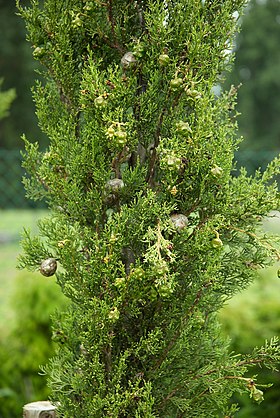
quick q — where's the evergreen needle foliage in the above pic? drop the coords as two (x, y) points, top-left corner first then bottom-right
(17, 0), (280, 416)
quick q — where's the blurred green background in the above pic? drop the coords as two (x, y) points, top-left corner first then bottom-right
(0, 210), (69, 418)
(0, 0), (280, 416)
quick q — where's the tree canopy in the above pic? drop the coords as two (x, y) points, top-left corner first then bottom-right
(227, 0), (280, 152)
(18, 0), (280, 416)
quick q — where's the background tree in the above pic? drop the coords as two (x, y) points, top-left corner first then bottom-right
(226, 0), (280, 154)
(0, 0), (46, 149)
(17, 0), (280, 417)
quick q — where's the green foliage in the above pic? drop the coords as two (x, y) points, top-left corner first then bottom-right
(17, 0), (280, 416)
(0, 79), (16, 120)
(0, 271), (69, 418)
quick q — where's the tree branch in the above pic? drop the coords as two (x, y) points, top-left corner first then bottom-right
(106, 0), (123, 52)
(152, 280), (213, 373)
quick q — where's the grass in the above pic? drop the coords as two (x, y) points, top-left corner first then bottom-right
(0, 209), (48, 334)
(0, 209), (47, 237)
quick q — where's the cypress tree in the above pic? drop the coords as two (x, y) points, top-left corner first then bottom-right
(17, 0), (280, 416)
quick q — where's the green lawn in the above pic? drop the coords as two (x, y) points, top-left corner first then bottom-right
(0, 209), (48, 334)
